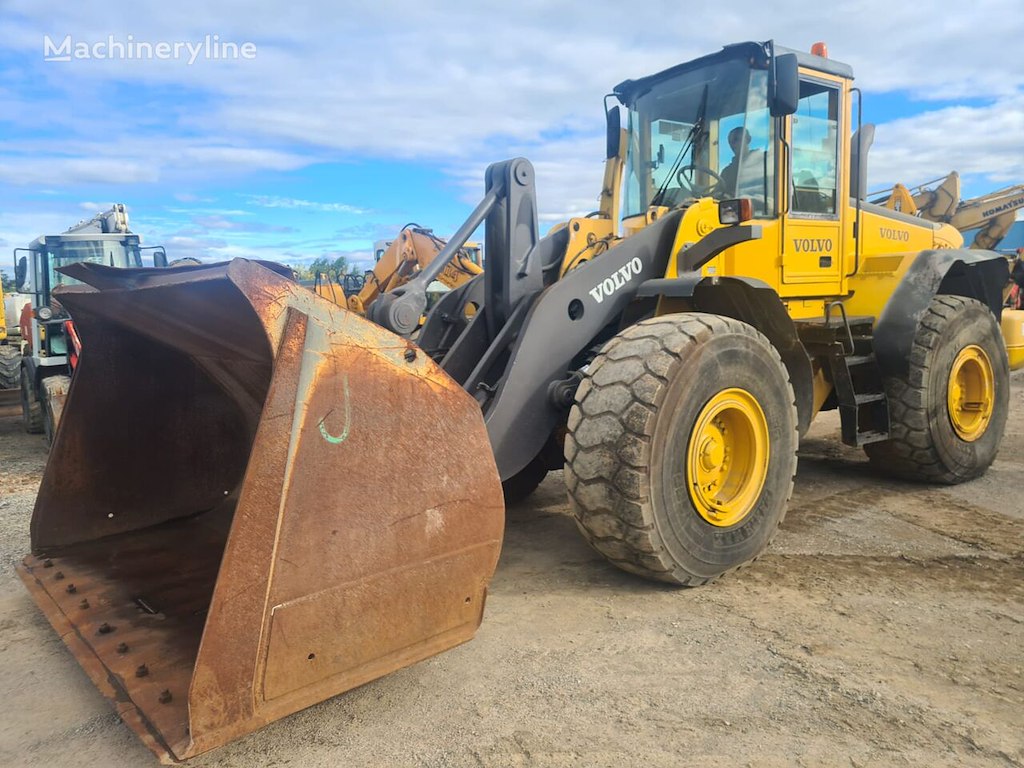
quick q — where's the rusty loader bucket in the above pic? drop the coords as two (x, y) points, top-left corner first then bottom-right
(16, 260), (504, 763)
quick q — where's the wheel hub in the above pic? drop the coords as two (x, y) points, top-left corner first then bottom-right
(687, 388), (769, 527)
(698, 432), (726, 472)
(947, 345), (994, 442)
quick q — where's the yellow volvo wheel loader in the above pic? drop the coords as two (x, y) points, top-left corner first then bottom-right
(18, 41), (1016, 762)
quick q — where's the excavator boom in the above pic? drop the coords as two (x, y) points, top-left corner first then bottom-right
(876, 172), (1024, 250)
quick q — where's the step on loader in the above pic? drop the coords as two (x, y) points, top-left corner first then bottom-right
(18, 40), (1019, 762)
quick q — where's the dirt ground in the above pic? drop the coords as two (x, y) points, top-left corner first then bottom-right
(0, 375), (1022, 768)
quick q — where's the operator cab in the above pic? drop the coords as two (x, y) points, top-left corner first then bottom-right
(13, 233), (166, 361)
(616, 42), (790, 219)
(613, 40), (861, 300)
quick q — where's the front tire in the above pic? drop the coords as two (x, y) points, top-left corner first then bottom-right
(21, 367), (43, 434)
(565, 314), (798, 585)
(865, 295), (1008, 483)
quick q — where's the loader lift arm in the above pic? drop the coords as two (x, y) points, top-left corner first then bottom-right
(373, 158), (686, 483)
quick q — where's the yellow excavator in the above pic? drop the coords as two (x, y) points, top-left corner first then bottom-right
(314, 224), (483, 316)
(876, 171), (1024, 250)
(17, 40), (1023, 763)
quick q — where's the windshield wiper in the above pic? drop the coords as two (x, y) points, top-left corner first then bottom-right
(651, 84), (709, 207)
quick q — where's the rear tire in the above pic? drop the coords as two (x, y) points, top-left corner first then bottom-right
(0, 345), (19, 390)
(21, 367), (43, 434)
(865, 295), (1008, 483)
(565, 314), (798, 585)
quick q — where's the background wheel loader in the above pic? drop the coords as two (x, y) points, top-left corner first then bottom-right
(18, 40), (1018, 763)
(311, 225), (482, 320)
(345, 225), (482, 314)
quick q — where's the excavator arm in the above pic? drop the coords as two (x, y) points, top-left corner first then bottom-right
(945, 186), (1024, 249)
(877, 172), (1024, 251)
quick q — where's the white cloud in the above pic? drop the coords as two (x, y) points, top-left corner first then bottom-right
(77, 201), (115, 213)
(868, 93), (1024, 194)
(6, 1), (1021, 172)
(246, 195), (368, 215)
(1, 0), (1022, 242)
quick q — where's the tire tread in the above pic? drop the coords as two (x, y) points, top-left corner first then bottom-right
(566, 314), (798, 585)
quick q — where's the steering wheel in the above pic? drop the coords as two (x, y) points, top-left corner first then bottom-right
(675, 164), (724, 198)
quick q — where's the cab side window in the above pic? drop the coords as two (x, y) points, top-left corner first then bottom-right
(791, 80), (840, 216)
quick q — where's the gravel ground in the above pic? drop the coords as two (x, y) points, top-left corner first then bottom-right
(0, 374), (1022, 768)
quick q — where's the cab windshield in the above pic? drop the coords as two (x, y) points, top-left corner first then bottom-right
(622, 57), (775, 218)
(49, 240), (143, 289)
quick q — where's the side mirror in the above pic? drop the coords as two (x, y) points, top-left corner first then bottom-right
(770, 53), (799, 117)
(15, 254), (27, 290)
(605, 106), (621, 160)
(153, 247), (168, 268)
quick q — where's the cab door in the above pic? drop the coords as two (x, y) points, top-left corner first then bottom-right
(780, 75), (846, 296)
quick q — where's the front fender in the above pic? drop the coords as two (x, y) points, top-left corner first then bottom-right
(637, 274), (814, 436)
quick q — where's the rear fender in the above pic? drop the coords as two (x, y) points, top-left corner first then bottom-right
(874, 249), (1008, 379)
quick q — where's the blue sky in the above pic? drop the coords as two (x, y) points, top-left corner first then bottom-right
(1, 0), (1022, 277)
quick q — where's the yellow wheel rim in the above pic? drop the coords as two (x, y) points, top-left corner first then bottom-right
(947, 345), (994, 442)
(686, 388), (770, 527)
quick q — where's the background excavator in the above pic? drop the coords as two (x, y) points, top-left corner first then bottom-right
(874, 171), (1024, 250)
(16, 41), (1022, 763)
(12, 204), (167, 444)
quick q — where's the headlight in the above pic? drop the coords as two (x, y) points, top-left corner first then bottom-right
(36, 306), (53, 321)
(719, 198), (753, 225)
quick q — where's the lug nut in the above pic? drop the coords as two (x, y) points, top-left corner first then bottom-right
(404, 348), (417, 362)
(79, 599), (90, 609)
(158, 689), (173, 704)
(54, 571), (65, 581)
(98, 623), (114, 634)
(136, 664), (149, 678)
(116, 643), (129, 654)
(66, 584), (77, 594)
(43, 559), (53, 568)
